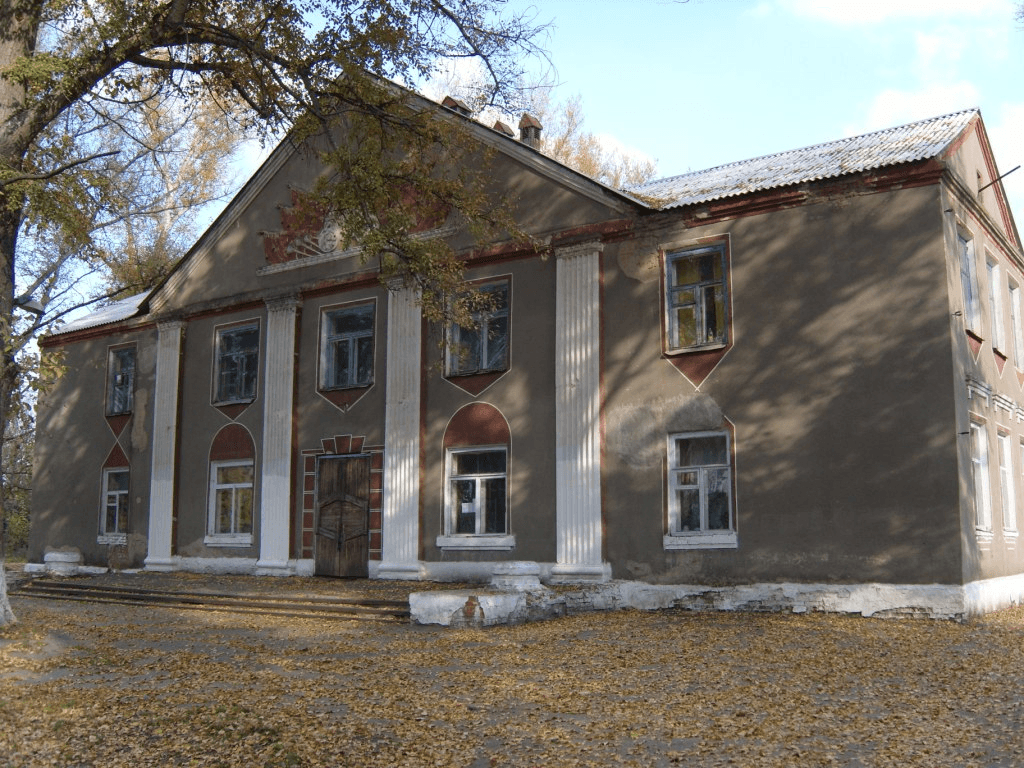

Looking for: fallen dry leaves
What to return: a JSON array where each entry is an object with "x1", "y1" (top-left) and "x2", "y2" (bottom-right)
[{"x1": 3, "y1": 582, "x2": 1024, "y2": 767}]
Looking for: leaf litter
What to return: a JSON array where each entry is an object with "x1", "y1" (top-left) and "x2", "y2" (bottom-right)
[{"x1": 2, "y1": 586, "x2": 1024, "y2": 767}]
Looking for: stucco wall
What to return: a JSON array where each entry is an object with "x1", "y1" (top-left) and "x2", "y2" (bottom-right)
[
  {"x1": 601, "y1": 184, "x2": 963, "y2": 584},
  {"x1": 30, "y1": 326, "x2": 158, "y2": 567}
]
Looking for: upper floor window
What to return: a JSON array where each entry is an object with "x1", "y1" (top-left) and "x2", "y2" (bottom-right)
[
  {"x1": 959, "y1": 231, "x2": 981, "y2": 333},
  {"x1": 214, "y1": 323, "x2": 259, "y2": 404},
  {"x1": 106, "y1": 346, "x2": 136, "y2": 415},
  {"x1": 665, "y1": 430, "x2": 736, "y2": 549},
  {"x1": 100, "y1": 468, "x2": 130, "y2": 541},
  {"x1": 448, "y1": 280, "x2": 510, "y2": 376},
  {"x1": 321, "y1": 302, "x2": 375, "y2": 390},
  {"x1": 665, "y1": 244, "x2": 728, "y2": 352},
  {"x1": 987, "y1": 256, "x2": 1005, "y2": 352},
  {"x1": 1009, "y1": 281, "x2": 1023, "y2": 369}
]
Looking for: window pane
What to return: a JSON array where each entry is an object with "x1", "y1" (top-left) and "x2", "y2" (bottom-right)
[
  {"x1": 453, "y1": 325, "x2": 482, "y2": 373},
  {"x1": 356, "y1": 336, "x2": 374, "y2": 385},
  {"x1": 455, "y1": 450, "x2": 505, "y2": 475},
  {"x1": 704, "y1": 285, "x2": 726, "y2": 343},
  {"x1": 484, "y1": 315, "x2": 509, "y2": 370},
  {"x1": 107, "y1": 470, "x2": 129, "y2": 491},
  {"x1": 332, "y1": 338, "x2": 352, "y2": 387},
  {"x1": 676, "y1": 436, "x2": 727, "y2": 467},
  {"x1": 678, "y1": 489, "x2": 701, "y2": 531},
  {"x1": 483, "y1": 477, "x2": 507, "y2": 533},
  {"x1": 217, "y1": 489, "x2": 233, "y2": 533},
  {"x1": 106, "y1": 500, "x2": 119, "y2": 534},
  {"x1": 331, "y1": 305, "x2": 374, "y2": 335},
  {"x1": 454, "y1": 479, "x2": 476, "y2": 533},
  {"x1": 116, "y1": 494, "x2": 130, "y2": 533},
  {"x1": 675, "y1": 470, "x2": 698, "y2": 487},
  {"x1": 218, "y1": 464, "x2": 253, "y2": 484},
  {"x1": 237, "y1": 488, "x2": 253, "y2": 533},
  {"x1": 674, "y1": 306, "x2": 697, "y2": 347},
  {"x1": 707, "y1": 468, "x2": 731, "y2": 530}
]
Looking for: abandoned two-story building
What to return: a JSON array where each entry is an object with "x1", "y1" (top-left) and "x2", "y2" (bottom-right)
[{"x1": 27, "y1": 101, "x2": 1024, "y2": 616}]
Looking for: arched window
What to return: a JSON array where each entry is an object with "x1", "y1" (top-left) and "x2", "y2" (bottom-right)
[
  {"x1": 206, "y1": 425, "x2": 256, "y2": 547},
  {"x1": 437, "y1": 403, "x2": 514, "y2": 551}
]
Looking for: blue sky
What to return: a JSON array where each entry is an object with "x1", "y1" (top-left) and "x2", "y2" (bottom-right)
[{"x1": 502, "y1": 0, "x2": 1024, "y2": 224}]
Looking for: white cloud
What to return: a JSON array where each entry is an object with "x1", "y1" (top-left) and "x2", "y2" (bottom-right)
[{"x1": 779, "y1": 0, "x2": 1013, "y2": 24}]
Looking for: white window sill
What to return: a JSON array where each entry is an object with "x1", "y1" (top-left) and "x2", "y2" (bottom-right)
[
  {"x1": 97, "y1": 533, "x2": 127, "y2": 546},
  {"x1": 1004, "y1": 529, "x2": 1019, "y2": 538},
  {"x1": 436, "y1": 535, "x2": 516, "y2": 551},
  {"x1": 204, "y1": 534, "x2": 254, "y2": 548},
  {"x1": 664, "y1": 532, "x2": 737, "y2": 550}
]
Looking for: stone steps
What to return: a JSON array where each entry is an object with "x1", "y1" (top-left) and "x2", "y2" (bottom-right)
[{"x1": 13, "y1": 579, "x2": 410, "y2": 622}]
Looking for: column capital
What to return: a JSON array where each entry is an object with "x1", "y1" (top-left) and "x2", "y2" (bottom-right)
[
  {"x1": 265, "y1": 295, "x2": 301, "y2": 313},
  {"x1": 156, "y1": 318, "x2": 186, "y2": 334},
  {"x1": 555, "y1": 240, "x2": 604, "y2": 261}
]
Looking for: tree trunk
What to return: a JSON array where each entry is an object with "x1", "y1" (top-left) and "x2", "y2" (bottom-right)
[{"x1": 0, "y1": 559, "x2": 14, "y2": 625}]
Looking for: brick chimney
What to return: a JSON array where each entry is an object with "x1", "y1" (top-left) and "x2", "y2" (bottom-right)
[{"x1": 519, "y1": 113, "x2": 542, "y2": 149}]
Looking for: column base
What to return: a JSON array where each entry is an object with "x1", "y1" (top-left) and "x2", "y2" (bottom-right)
[
  {"x1": 548, "y1": 562, "x2": 611, "y2": 585},
  {"x1": 143, "y1": 556, "x2": 177, "y2": 573},
  {"x1": 375, "y1": 561, "x2": 422, "y2": 581},
  {"x1": 254, "y1": 559, "x2": 292, "y2": 576}
]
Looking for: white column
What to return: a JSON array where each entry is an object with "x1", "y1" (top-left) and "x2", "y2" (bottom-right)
[
  {"x1": 256, "y1": 296, "x2": 299, "y2": 575},
  {"x1": 145, "y1": 320, "x2": 185, "y2": 571},
  {"x1": 551, "y1": 241, "x2": 610, "y2": 583},
  {"x1": 378, "y1": 280, "x2": 423, "y2": 579}
]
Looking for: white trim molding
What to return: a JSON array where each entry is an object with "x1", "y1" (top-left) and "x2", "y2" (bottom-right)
[
  {"x1": 257, "y1": 297, "x2": 300, "y2": 575},
  {"x1": 145, "y1": 320, "x2": 185, "y2": 572},
  {"x1": 378, "y1": 281, "x2": 423, "y2": 580},
  {"x1": 551, "y1": 240, "x2": 610, "y2": 584}
]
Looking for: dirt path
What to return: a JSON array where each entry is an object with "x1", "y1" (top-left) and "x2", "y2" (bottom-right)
[{"x1": 3, "y1": 581, "x2": 1024, "y2": 767}]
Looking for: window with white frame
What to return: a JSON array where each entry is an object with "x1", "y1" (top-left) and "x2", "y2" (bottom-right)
[
  {"x1": 665, "y1": 244, "x2": 728, "y2": 352},
  {"x1": 999, "y1": 432, "x2": 1017, "y2": 534},
  {"x1": 665, "y1": 431, "x2": 736, "y2": 549},
  {"x1": 959, "y1": 231, "x2": 981, "y2": 333},
  {"x1": 320, "y1": 302, "x2": 374, "y2": 390},
  {"x1": 443, "y1": 447, "x2": 510, "y2": 542},
  {"x1": 99, "y1": 468, "x2": 129, "y2": 541},
  {"x1": 971, "y1": 421, "x2": 992, "y2": 533},
  {"x1": 214, "y1": 323, "x2": 259, "y2": 404},
  {"x1": 207, "y1": 460, "x2": 254, "y2": 545},
  {"x1": 106, "y1": 346, "x2": 136, "y2": 415},
  {"x1": 448, "y1": 281, "x2": 510, "y2": 376},
  {"x1": 987, "y1": 256, "x2": 1005, "y2": 351},
  {"x1": 1010, "y1": 281, "x2": 1024, "y2": 369}
]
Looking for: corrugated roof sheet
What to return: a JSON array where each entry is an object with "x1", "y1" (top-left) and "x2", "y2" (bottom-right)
[
  {"x1": 632, "y1": 109, "x2": 978, "y2": 209},
  {"x1": 55, "y1": 291, "x2": 148, "y2": 335}
]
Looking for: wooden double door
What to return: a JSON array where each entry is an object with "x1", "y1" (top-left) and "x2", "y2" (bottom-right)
[{"x1": 315, "y1": 455, "x2": 370, "y2": 578}]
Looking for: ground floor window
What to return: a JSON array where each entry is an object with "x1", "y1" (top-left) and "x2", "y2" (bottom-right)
[
  {"x1": 971, "y1": 421, "x2": 992, "y2": 533},
  {"x1": 206, "y1": 459, "x2": 254, "y2": 546},
  {"x1": 99, "y1": 468, "x2": 129, "y2": 543},
  {"x1": 436, "y1": 446, "x2": 515, "y2": 550},
  {"x1": 665, "y1": 431, "x2": 737, "y2": 549}
]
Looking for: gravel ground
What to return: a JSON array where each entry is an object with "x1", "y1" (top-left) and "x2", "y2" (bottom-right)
[{"x1": 3, "y1": 570, "x2": 1024, "y2": 767}]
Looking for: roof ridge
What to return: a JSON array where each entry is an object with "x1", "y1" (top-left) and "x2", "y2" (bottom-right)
[{"x1": 636, "y1": 107, "x2": 979, "y2": 191}]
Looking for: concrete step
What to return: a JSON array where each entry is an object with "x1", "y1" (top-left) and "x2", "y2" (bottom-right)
[{"x1": 13, "y1": 579, "x2": 410, "y2": 622}]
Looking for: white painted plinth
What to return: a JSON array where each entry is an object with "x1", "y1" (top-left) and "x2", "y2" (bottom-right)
[{"x1": 491, "y1": 561, "x2": 544, "y2": 592}]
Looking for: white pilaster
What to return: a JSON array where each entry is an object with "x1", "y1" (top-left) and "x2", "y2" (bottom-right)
[
  {"x1": 145, "y1": 320, "x2": 185, "y2": 571},
  {"x1": 256, "y1": 296, "x2": 299, "y2": 575},
  {"x1": 551, "y1": 241, "x2": 610, "y2": 583},
  {"x1": 378, "y1": 280, "x2": 423, "y2": 579}
]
